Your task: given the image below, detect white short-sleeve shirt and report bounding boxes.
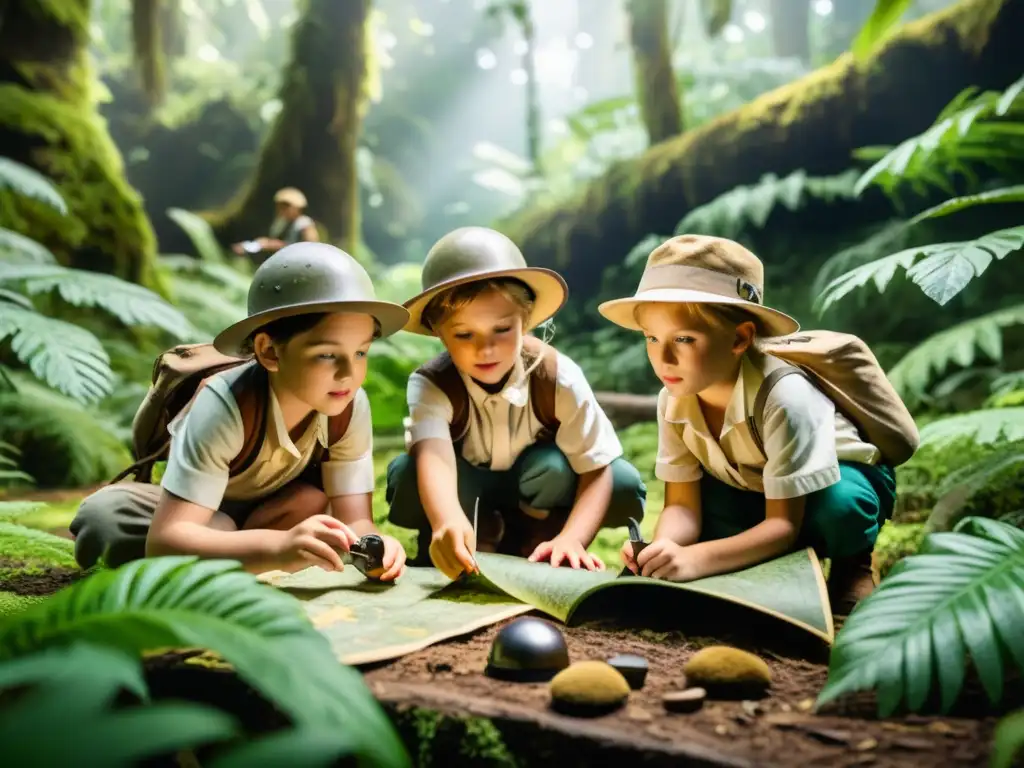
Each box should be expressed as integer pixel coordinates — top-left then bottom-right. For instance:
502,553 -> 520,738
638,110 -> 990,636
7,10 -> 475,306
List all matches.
405,350 -> 623,474
160,362 -> 374,509
655,353 -> 881,499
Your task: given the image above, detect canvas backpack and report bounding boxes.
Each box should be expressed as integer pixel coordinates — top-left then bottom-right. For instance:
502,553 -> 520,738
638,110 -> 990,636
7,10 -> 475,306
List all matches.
110,343 -> 353,484
747,331 -> 920,467
415,335 -> 561,443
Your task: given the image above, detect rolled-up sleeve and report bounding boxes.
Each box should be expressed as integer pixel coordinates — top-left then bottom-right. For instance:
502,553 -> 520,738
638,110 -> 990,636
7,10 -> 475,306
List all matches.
552,354 -> 623,475
761,375 -> 841,499
161,381 -> 244,509
322,388 -> 375,498
654,388 -> 703,483
406,372 -> 454,445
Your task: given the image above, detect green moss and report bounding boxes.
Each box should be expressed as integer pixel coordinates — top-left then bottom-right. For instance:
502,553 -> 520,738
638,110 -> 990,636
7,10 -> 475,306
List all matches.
24,0 -> 90,33
393,707 -> 516,767
0,523 -> 77,584
872,521 -> 926,581
0,590 -> 46,618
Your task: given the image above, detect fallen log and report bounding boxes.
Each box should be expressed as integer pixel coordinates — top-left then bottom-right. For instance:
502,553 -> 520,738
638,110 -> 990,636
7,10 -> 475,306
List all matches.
595,391 -> 658,427
498,0 -> 1024,298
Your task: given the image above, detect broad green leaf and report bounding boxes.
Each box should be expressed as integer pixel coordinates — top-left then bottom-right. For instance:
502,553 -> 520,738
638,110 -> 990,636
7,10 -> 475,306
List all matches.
991,709 -> 1024,768
851,0 -> 913,59
919,408 -> 1024,447
910,185 -> 1024,223
816,517 -> 1024,716
209,726 -> 358,768
0,642 -> 148,705
166,207 -> 226,264
0,227 -> 58,264
996,74 -> 1024,116
0,157 -> 67,214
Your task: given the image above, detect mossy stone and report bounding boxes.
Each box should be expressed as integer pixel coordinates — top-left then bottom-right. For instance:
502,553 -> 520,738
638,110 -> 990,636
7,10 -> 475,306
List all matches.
549,661 -> 630,717
682,646 -> 771,699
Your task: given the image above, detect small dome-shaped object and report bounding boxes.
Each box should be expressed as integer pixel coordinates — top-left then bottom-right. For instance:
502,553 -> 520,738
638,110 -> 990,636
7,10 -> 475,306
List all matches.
485,617 -> 569,683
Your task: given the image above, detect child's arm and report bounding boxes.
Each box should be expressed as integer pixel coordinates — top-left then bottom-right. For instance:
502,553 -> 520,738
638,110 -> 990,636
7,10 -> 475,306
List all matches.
622,479 -> 701,573
413,438 -> 476,578
530,463 -> 612,569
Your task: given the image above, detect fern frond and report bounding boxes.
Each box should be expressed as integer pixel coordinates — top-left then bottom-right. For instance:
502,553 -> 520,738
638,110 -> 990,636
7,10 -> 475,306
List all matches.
0,440 -> 33,488
166,275 -> 246,341
0,263 -> 193,339
674,169 -> 859,240
166,207 -> 226,264
910,185 -> 1024,224
0,303 -> 113,404
158,256 -> 251,297
887,304 -> 1024,403
812,219 -> 910,299
0,289 -> 33,310
990,370 -> 1024,397
854,74 -> 1024,199
918,407 -> 1024,448
0,157 -> 67,214
0,228 -> 57,264
817,225 -> 1024,310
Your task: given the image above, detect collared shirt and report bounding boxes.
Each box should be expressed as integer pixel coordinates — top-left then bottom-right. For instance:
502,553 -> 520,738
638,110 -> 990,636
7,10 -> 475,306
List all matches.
161,362 -> 374,508
656,353 -> 881,499
405,351 -> 623,474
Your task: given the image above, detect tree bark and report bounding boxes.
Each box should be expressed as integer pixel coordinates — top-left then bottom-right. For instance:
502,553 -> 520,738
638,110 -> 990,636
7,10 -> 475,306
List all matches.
0,0 -> 160,287
626,0 -> 684,144
209,0 -> 371,254
498,0 -> 1024,299
769,0 -> 810,62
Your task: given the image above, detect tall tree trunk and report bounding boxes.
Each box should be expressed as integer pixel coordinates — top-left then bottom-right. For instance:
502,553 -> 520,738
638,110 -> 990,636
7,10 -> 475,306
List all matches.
626,0 -> 684,144
769,0 -> 810,62
519,3 -> 542,172
0,0 -> 160,287
498,0 -> 1024,299
210,0 -> 371,255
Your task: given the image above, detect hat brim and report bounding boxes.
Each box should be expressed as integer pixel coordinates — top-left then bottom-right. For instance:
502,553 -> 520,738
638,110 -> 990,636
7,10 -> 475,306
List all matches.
213,300 -> 411,357
598,288 -> 799,337
402,267 -> 568,336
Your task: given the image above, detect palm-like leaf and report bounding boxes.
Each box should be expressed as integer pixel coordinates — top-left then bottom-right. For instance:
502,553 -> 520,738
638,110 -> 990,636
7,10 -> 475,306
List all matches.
674,169 -> 858,240
0,263 -> 193,339
0,302 -> 113,403
816,517 -> 1024,716
0,157 -> 67,214
817,225 -> 1024,310
208,727 -> 358,768
0,556 -> 408,768
910,184 -> 1024,224
0,228 -> 58,264
991,709 -> 1024,768
851,0 -> 912,59
811,219 -> 911,299
918,407 -> 1024,448
166,207 -> 226,264
887,304 -> 1024,403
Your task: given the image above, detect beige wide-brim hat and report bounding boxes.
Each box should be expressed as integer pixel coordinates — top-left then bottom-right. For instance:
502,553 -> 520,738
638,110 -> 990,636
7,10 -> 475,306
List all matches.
598,234 -> 799,337
403,226 -> 568,336
274,187 -> 307,208
214,242 -> 410,357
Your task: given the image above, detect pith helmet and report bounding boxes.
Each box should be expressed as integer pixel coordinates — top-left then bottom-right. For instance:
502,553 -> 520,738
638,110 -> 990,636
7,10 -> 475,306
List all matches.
213,242 -> 410,357
403,226 -> 568,336
274,187 -> 307,208
598,234 -> 799,337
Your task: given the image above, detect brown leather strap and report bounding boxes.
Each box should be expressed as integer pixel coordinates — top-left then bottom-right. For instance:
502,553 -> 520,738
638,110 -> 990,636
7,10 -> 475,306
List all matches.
747,365 -> 809,457
228,365 -> 268,476
320,400 -> 355,461
417,350 -> 471,441
523,336 -> 560,435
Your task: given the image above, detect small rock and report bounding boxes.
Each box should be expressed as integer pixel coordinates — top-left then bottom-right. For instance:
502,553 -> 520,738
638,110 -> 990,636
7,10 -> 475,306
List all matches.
714,724 -> 729,736
626,705 -> 654,721
607,653 -> 649,690
549,661 -> 630,717
683,646 -> 771,699
662,687 -> 706,713
798,698 -> 814,711
856,738 -> 878,751
741,700 -> 761,717
780,702 -> 792,712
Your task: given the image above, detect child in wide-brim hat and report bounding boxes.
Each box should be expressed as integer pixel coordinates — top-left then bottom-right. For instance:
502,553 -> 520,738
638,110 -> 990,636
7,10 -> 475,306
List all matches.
386,226 -> 647,580
72,242 -> 411,579
599,234 -> 895,615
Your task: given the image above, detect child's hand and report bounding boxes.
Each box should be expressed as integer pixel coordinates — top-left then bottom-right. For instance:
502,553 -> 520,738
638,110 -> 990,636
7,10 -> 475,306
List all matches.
278,515 -> 360,571
429,518 -> 477,581
636,539 -> 703,581
370,535 -> 408,582
620,539 -> 639,574
529,535 -> 605,571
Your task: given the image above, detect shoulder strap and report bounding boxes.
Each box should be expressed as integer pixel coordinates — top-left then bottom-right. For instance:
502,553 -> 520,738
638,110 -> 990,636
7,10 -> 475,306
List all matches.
417,351 -> 470,441
228,365 -> 269,476
523,336 -> 560,433
746,365 -> 809,457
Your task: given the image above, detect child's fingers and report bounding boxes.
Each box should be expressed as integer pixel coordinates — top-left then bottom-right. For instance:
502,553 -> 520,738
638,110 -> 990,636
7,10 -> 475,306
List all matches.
452,536 -> 477,575
528,540 -> 553,563
316,528 -> 353,554
588,553 -> 605,571
379,548 -> 406,581
300,538 -> 345,572
640,549 -> 672,578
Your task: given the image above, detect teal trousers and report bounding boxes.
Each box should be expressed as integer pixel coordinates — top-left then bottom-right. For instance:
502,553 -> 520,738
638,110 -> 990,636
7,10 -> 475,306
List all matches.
699,461 -> 896,560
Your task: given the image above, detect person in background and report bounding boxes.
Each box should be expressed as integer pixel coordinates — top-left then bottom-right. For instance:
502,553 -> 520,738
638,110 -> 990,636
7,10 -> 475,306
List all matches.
232,187 -> 319,263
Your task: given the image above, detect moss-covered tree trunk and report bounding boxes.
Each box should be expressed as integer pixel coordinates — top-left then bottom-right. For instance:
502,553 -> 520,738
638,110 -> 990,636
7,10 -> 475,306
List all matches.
626,0 -> 683,144
499,0 -> 1024,298
210,0 -> 371,254
0,0 -> 159,287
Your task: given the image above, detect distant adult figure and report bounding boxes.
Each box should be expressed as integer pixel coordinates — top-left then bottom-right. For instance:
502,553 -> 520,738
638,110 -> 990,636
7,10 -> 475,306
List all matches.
231,187 -> 319,263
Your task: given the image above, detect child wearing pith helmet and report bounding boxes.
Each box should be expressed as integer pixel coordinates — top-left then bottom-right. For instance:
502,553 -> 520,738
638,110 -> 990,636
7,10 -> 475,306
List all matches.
386,226 -> 647,580
72,242 -> 411,580
600,235 -> 911,617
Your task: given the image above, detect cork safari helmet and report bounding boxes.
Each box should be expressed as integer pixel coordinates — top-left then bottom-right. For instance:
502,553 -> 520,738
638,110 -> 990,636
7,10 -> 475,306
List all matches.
403,226 -> 568,336
213,241 -> 410,357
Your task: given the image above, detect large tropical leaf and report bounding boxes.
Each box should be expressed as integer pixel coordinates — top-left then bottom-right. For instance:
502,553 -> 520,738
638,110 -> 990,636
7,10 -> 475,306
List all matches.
0,302 -> 113,403
851,0 -> 913,59
811,219 -> 911,300
910,184 -> 1024,224
209,727 -> 358,768
0,556 -> 408,768
0,263 -> 193,339
817,225 -> 1024,310
918,408 -> 1024,448
816,517 -> 1024,716
166,207 -> 226,264
0,228 -> 58,264
887,304 -> 1024,403
0,157 -> 67,214
991,709 -> 1024,768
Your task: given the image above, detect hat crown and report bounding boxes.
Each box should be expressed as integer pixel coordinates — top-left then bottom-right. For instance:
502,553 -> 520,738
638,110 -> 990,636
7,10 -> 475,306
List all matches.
647,235 -> 764,291
421,226 -> 528,292
248,242 -> 376,317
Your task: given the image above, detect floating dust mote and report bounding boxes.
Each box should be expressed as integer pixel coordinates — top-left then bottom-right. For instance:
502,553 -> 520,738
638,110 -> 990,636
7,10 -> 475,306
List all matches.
549,660 -> 631,717
682,646 -> 771,699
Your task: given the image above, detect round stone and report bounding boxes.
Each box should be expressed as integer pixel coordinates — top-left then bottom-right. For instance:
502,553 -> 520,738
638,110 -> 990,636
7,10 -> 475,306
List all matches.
485,617 -> 570,682
682,646 -> 772,699
549,661 -> 631,717
662,687 -> 707,713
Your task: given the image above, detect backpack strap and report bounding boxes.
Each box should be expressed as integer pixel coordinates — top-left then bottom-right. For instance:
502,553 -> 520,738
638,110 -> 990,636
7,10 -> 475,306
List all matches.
228,364 -> 269,476
746,365 -> 809,458
417,351 -> 471,442
523,336 -> 560,436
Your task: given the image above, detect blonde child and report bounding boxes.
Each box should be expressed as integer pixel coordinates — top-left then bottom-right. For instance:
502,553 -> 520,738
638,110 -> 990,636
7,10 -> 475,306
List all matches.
386,226 -> 646,580
599,235 -> 897,615
72,242 -> 411,579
